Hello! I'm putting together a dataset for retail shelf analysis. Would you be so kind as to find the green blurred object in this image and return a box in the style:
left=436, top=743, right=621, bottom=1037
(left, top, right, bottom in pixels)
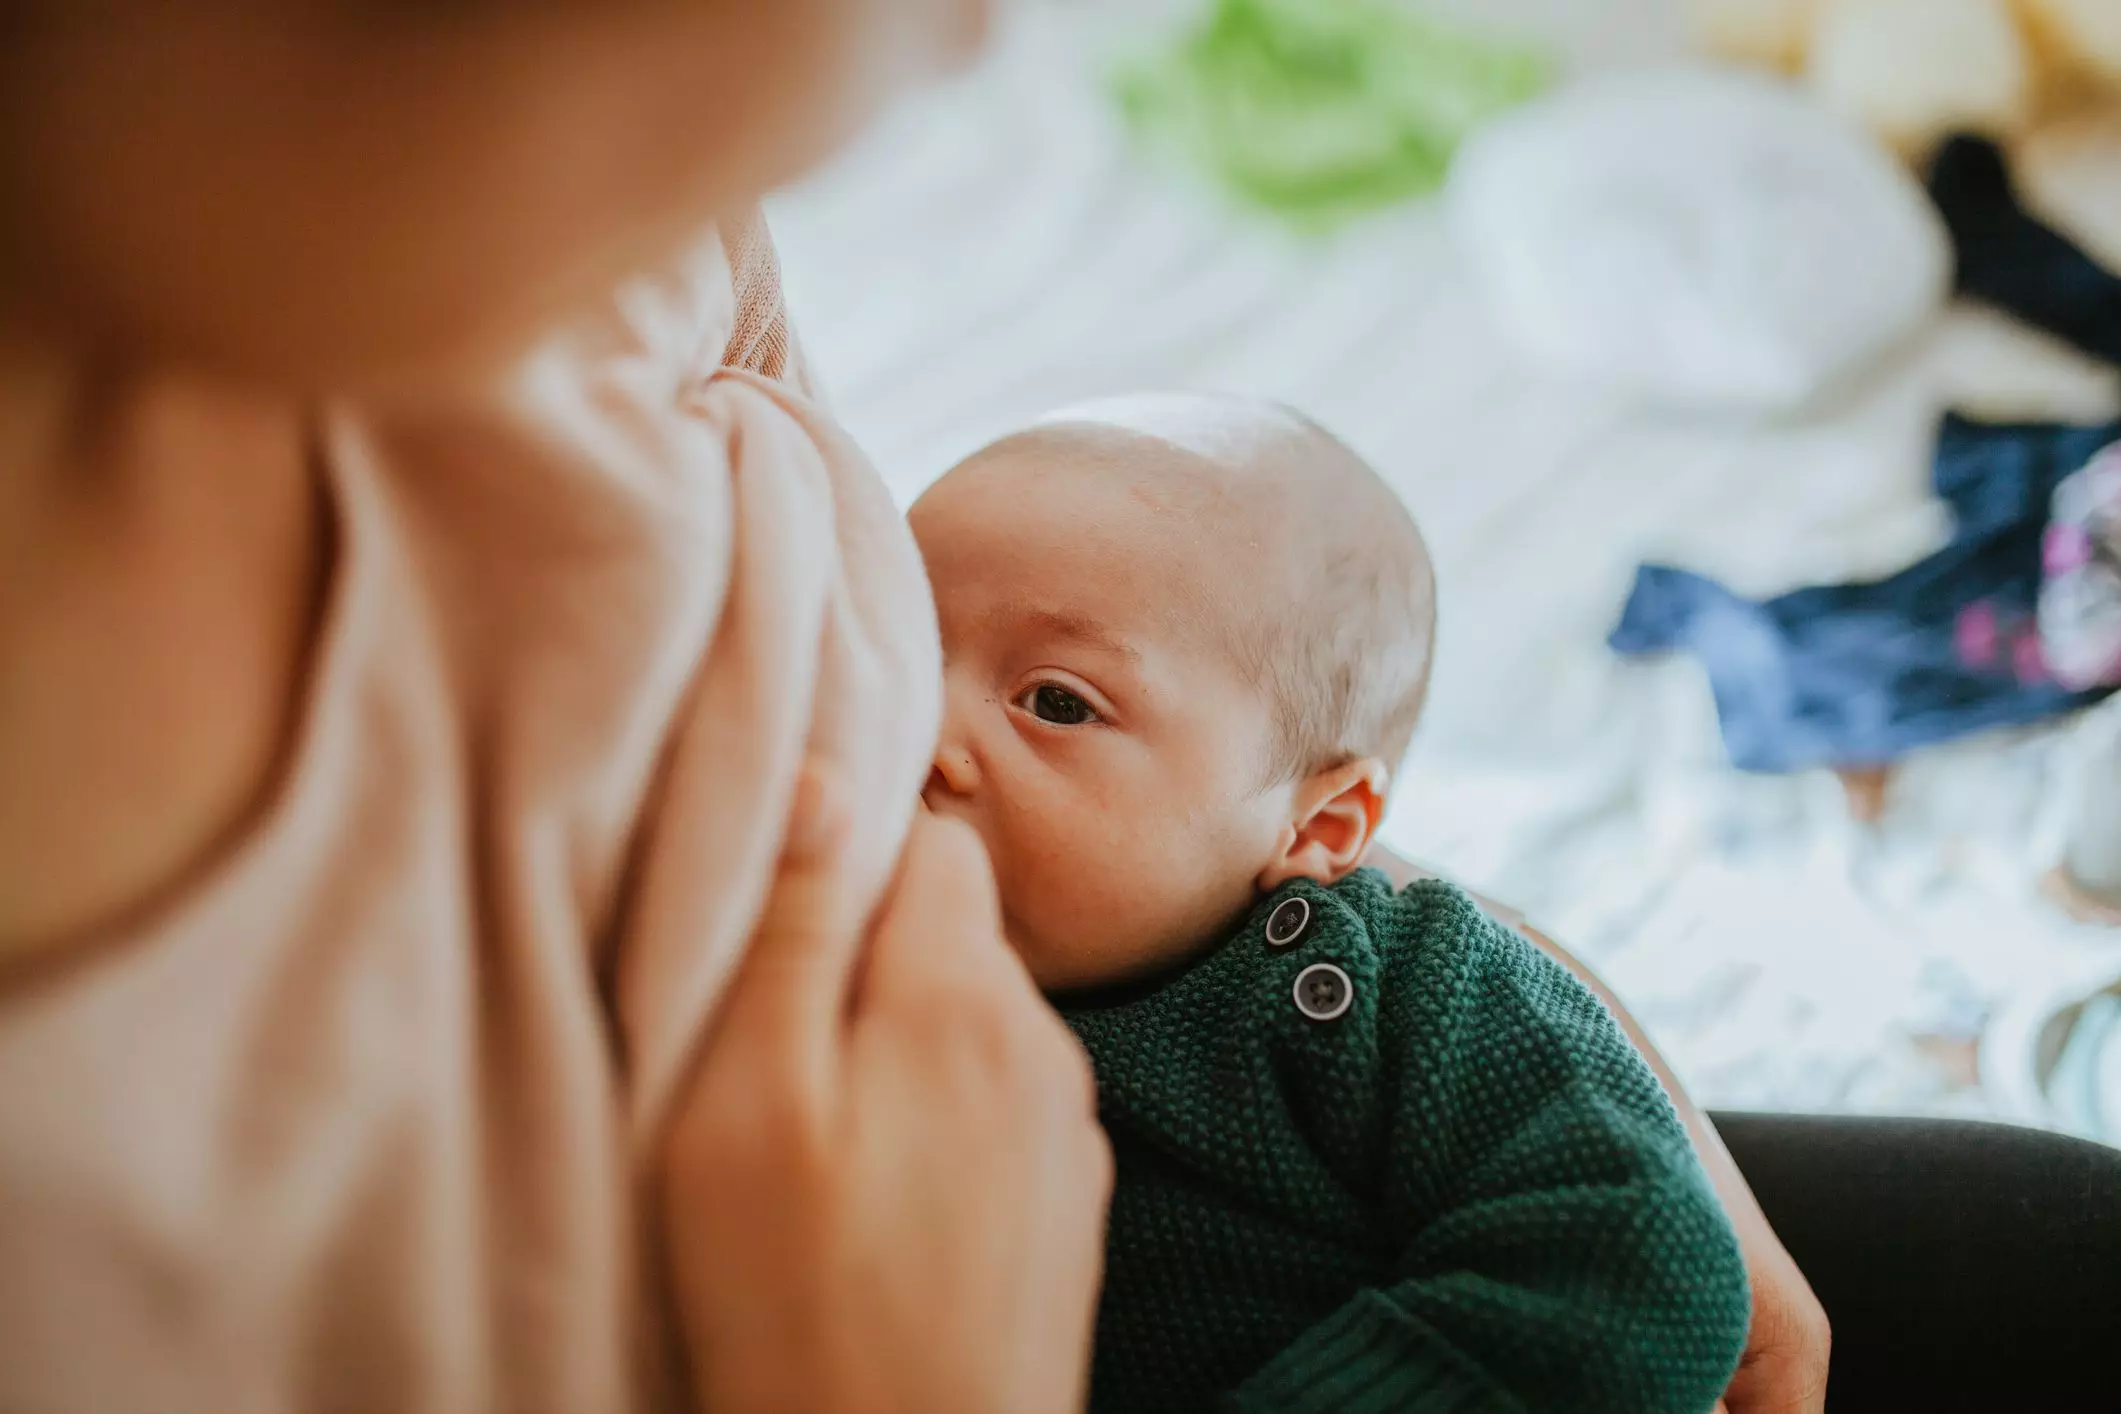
left=1115, top=0, right=1552, bottom=230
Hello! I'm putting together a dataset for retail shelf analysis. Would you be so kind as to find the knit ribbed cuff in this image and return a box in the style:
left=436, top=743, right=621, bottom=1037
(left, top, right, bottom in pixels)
left=1223, top=1290, right=1518, bottom=1414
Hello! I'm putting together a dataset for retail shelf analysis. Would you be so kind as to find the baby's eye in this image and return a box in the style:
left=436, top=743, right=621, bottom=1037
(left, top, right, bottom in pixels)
left=1019, top=683, right=1099, bottom=726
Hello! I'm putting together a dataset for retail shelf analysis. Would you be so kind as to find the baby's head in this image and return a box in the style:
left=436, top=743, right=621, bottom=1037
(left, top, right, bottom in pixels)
left=911, top=394, right=1435, bottom=992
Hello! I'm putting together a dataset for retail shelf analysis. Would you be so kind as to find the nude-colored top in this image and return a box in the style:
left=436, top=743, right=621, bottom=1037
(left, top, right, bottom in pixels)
left=0, top=218, right=941, bottom=1414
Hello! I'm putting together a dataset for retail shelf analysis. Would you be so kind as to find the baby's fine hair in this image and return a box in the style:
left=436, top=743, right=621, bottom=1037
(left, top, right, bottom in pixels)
left=1235, top=407, right=1434, bottom=785
left=1033, top=394, right=1437, bottom=786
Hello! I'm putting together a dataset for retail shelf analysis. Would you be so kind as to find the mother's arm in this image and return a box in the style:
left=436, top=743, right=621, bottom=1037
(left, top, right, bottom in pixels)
left=1364, top=846, right=1830, bottom=1414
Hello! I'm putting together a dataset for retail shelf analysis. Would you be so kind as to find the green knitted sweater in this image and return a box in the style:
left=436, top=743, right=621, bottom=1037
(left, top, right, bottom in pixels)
left=1059, top=871, right=1749, bottom=1414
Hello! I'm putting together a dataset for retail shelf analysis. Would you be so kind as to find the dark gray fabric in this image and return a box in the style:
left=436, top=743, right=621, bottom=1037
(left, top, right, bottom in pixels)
left=1713, top=1112, right=2121, bottom=1412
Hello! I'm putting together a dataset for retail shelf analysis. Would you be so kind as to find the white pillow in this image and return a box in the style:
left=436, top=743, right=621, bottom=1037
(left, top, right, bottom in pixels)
left=1445, top=67, right=1950, bottom=413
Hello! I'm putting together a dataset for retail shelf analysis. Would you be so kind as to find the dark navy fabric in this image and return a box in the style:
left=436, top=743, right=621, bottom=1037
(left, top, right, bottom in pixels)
left=1609, top=138, right=2121, bottom=772
left=1611, top=416, right=2119, bottom=771
left=1930, top=135, right=2121, bottom=368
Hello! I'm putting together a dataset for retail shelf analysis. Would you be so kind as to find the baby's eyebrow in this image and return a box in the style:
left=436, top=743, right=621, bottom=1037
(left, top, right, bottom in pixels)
left=1017, top=609, right=1142, bottom=665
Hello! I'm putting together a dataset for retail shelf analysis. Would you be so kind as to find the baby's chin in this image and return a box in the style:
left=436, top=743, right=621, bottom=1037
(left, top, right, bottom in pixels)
left=1004, top=910, right=1222, bottom=997
left=997, top=914, right=1081, bottom=992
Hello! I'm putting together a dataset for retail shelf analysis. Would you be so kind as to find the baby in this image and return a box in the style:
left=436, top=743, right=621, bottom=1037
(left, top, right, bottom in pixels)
left=910, top=394, right=1750, bottom=1414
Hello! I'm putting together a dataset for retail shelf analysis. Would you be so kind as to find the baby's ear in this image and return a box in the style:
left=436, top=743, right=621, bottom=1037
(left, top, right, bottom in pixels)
left=1257, top=759, right=1387, bottom=891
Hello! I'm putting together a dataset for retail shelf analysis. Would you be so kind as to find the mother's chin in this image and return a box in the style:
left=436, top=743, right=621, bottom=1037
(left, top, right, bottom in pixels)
left=0, top=0, right=993, bottom=388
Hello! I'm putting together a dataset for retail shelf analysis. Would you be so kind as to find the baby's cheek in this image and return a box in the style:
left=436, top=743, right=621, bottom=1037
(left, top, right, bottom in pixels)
left=1001, top=807, right=1184, bottom=982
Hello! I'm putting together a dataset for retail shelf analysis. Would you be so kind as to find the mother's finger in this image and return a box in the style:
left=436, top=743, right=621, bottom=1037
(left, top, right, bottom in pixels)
left=699, top=763, right=871, bottom=1098
left=851, top=814, right=1099, bottom=1122
left=853, top=813, right=1018, bottom=1011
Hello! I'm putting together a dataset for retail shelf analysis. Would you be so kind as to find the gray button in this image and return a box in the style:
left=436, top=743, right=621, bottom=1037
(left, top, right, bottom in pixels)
left=1292, top=962, right=1353, bottom=1022
left=1265, top=896, right=1311, bottom=949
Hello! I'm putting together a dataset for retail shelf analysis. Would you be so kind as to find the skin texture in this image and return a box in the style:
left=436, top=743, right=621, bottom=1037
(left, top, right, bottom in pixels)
left=911, top=411, right=1401, bottom=990
left=667, top=791, right=1110, bottom=1414
left=0, top=1, right=990, bottom=386
left=0, top=352, right=320, bottom=958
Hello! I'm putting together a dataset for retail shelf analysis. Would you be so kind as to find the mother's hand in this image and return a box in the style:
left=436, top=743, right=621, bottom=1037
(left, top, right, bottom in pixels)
left=663, top=780, right=1112, bottom=1414
left=1713, top=1178, right=1832, bottom=1414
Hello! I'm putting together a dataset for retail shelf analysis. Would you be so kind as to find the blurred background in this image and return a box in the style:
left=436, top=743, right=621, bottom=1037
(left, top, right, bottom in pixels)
left=768, top=0, right=2121, bottom=1140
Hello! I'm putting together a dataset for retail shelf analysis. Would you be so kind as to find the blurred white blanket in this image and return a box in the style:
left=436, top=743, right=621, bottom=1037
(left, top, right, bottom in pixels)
left=770, top=0, right=2121, bottom=1125
left=1447, top=66, right=1949, bottom=411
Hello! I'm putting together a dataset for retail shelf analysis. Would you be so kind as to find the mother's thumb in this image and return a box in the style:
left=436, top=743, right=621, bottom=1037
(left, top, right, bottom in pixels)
left=706, top=761, right=865, bottom=1067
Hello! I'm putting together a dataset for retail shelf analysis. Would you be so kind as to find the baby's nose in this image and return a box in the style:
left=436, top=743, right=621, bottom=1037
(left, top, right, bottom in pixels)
left=927, top=743, right=980, bottom=801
